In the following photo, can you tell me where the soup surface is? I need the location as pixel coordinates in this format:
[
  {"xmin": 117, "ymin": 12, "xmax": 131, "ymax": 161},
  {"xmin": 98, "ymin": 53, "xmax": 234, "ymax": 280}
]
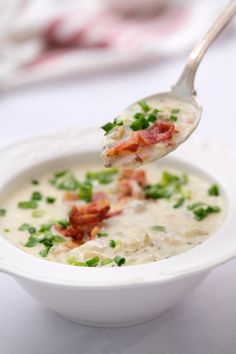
[
  {"xmin": 0, "ymin": 162, "xmax": 224, "ymax": 267},
  {"xmin": 102, "ymin": 98, "xmax": 198, "ymax": 168}
]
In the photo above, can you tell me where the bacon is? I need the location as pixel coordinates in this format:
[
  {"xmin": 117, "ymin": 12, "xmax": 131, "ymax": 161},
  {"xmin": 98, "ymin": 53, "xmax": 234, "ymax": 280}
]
[
  {"xmin": 119, "ymin": 169, "xmax": 147, "ymax": 187},
  {"xmin": 105, "ymin": 210, "xmax": 123, "ymax": 218},
  {"xmin": 138, "ymin": 121, "xmax": 175, "ymax": 145},
  {"xmin": 117, "ymin": 169, "xmax": 147, "ymax": 199},
  {"xmin": 56, "ymin": 192, "xmax": 110, "ymax": 244},
  {"xmin": 106, "ymin": 121, "xmax": 175, "ymax": 158}
]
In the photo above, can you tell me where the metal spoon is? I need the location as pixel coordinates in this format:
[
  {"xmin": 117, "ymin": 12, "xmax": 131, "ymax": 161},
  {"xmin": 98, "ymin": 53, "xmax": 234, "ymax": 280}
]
[{"xmin": 102, "ymin": 0, "xmax": 236, "ymax": 168}]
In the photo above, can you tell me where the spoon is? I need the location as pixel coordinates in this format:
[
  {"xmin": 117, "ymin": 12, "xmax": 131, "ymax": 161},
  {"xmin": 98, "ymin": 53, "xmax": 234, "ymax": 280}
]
[{"xmin": 102, "ymin": 0, "xmax": 236, "ymax": 168}]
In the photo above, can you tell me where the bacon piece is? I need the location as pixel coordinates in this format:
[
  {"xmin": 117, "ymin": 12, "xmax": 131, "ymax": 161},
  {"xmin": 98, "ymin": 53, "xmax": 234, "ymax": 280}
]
[
  {"xmin": 117, "ymin": 169, "xmax": 147, "ymax": 199},
  {"xmin": 119, "ymin": 169, "xmax": 147, "ymax": 187},
  {"xmin": 56, "ymin": 192, "xmax": 110, "ymax": 244},
  {"xmin": 106, "ymin": 121, "xmax": 175, "ymax": 158},
  {"xmin": 105, "ymin": 210, "xmax": 123, "ymax": 219},
  {"xmin": 90, "ymin": 226, "xmax": 100, "ymax": 239},
  {"xmin": 138, "ymin": 121, "xmax": 175, "ymax": 145}
]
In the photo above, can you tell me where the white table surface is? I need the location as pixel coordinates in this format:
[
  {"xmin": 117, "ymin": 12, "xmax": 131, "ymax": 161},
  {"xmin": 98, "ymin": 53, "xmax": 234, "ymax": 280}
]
[{"xmin": 1, "ymin": 28, "xmax": 236, "ymax": 354}]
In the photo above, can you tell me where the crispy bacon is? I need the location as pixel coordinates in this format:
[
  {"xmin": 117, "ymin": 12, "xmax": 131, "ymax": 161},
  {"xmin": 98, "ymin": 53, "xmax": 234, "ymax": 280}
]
[
  {"xmin": 119, "ymin": 169, "xmax": 147, "ymax": 187},
  {"xmin": 118, "ymin": 169, "xmax": 147, "ymax": 199},
  {"xmin": 56, "ymin": 192, "xmax": 110, "ymax": 244},
  {"xmin": 106, "ymin": 121, "xmax": 175, "ymax": 158}
]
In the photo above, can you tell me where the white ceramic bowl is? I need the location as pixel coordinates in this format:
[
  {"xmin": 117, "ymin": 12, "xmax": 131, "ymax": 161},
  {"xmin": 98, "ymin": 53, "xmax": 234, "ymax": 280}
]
[{"xmin": 0, "ymin": 128, "xmax": 236, "ymax": 328}]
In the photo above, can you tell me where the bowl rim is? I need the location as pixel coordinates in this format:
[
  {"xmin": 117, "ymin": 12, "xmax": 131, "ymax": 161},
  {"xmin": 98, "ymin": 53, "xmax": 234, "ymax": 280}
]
[{"xmin": 0, "ymin": 128, "xmax": 236, "ymax": 288}]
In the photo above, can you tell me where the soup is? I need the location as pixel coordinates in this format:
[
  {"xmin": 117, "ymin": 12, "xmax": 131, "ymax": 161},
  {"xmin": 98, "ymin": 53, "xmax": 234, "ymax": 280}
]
[{"xmin": 0, "ymin": 162, "xmax": 224, "ymax": 267}]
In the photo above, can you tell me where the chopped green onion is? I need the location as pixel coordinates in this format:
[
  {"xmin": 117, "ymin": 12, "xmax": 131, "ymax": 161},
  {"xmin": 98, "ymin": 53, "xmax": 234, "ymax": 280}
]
[
  {"xmin": 169, "ymin": 114, "xmax": 178, "ymax": 122},
  {"xmin": 18, "ymin": 201, "xmax": 38, "ymax": 209},
  {"xmin": 0, "ymin": 208, "xmax": 6, "ymax": 217},
  {"xmin": 147, "ymin": 109, "xmax": 159, "ymax": 123},
  {"xmin": 114, "ymin": 255, "xmax": 126, "ymax": 267},
  {"xmin": 188, "ymin": 202, "xmax": 221, "ymax": 221},
  {"xmin": 144, "ymin": 184, "xmax": 172, "ymax": 199},
  {"xmin": 208, "ymin": 184, "xmax": 220, "ymax": 196},
  {"xmin": 39, "ymin": 246, "xmax": 52, "ymax": 257},
  {"xmin": 31, "ymin": 179, "xmax": 39, "ymax": 185},
  {"xmin": 173, "ymin": 197, "xmax": 185, "ymax": 208},
  {"xmin": 38, "ymin": 233, "xmax": 64, "ymax": 257},
  {"xmin": 134, "ymin": 112, "xmax": 145, "ymax": 120},
  {"xmin": 86, "ymin": 168, "xmax": 118, "ymax": 185},
  {"xmin": 4, "ymin": 228, "xmax": 10, "ymax": 233},
  {"xmin": 151, "ymin": 225, "xmax": 166, "ymax": 232},
  {"xmin": 19, "ymin": 223, "xmax": 36, "ymax": 234},
  {"xmin": 101, "ymin": 118, "xmax": 123, "ymax": 135},
  {"xmin": 101, "ymin": 258, "xmax": 113, "ymax": 266},
  {"xmin": 138, "ymin": 100, "xmax": 151, "ymax": 112},
  {"xmin": 171, "ymin": 108, "xmax": 180, "ymax": 114},
  {"xmin": 31, "ymin": 191, "xmax": 43, "ymax": 201},
  {"xmin": 50, "ymin": 170, "xmax": 79, "ymax": 191},
  {"xmin": 32, "ymin": 210, "xmax": 44, "ymax": 218},
  {"xmin": 38, "ymin": 222, "xmax": 54, "ymax": 233},
  {"xmin": 57, "ymin": 219, "xmax": 69, "ymax": 229},
  {"xmin": 25, "ymin": 236, "xmax": 39, "ymax": 247},
  {"xmin": 46, "ymin": 196, "xmax": 56, "ymax": 204},
  {"xmin": 86, "ymin": 256, "xmax": 100, "ymax": 267},
  {"xmin": 130, "ymin": 116, "xmax": 149, "ymax": 131},
  {"xmin": 97, "ymin": 231, "xmax": 108, "ymax": 238},
  {"xmin": 78, "ymin": 182, "xmax": 92, "ymax": 202},
  {"xmin": 109, "ymin": 239, "xmax": 117, "ymax": 248},
  {"xmin": 101, "ymin": 122, "xmax": 115, "ymax": 135},
  {"xmin": 67, "ymin": 257, "xmax": 87, "ymax": 266}
]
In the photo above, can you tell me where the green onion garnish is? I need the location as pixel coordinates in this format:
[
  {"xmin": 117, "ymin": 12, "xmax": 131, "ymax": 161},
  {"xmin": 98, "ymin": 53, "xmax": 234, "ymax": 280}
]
[
  {"xmin": 101, "ymin": 258, "xmax": 113, "ymax": 266},
  {"xmin": 151, "ymin": 225, "xmax": 166, "ymax": 232},
  {"xmin": 31, "ymin": 191, "xmax": 43, "ymax": 201},
  {"xmin": 18, "ymin": 201, "xmax": 38, "ymax": 209},
  {"xmin": 169, "ymin": 114, "xmax": 178, "ymax": 122},
  {"xmin": 173, "ymin": 197, "xmax": 185, "ymax": 208},
  {"xmin": 25, "ymin": 236, "xmax": 39, "ymax": 248},
  {"xmin": 0, "ymin": 208, "xmax": 6, "ymax": 217},
  {"xmin": 46, "ymin": 196, "xmax": 56, "ymax": 204},
  {"xmin": 19, "ymin": 223, "xmax": 36, "ymax": 234},
  {"xmin": 109, "ymin": 240, "xmax": 117, "ymax": 248},
  {"xmin": 86, "ymin": 168, "xmax": 118, "ymax": 185},
  {"xmin": 31, "ymin": 179, "xmax": 39, "ymax": 185},
  {"xmin": 171, "ymin": 108, "xmax": 180, "ymax": 114},
  {"xmin": 208, "ymin": 184, "xmax": 220, "ymax": 196},
  {"xmin": 101, "ymin": 118, "xmax": 123, "ymax": 135},
  {"xmin": 67, "ymin": 257, "xmax": 87, "ymax": 267},
  {"xmin": 138, "ymin": 100, "xmax": 151, "ymax": 112},
  {"xmin": 49, "ymin": 170, "xmax": 79, "ymax": 191},
  {"xmin": 78, "ymin": 182, "xmax": 92, "ymax": 202},
  {"xmin": 97, "ymin": 231, "xmax": 108, "ymax": 238},
  {"xmin": 188, "ymin": 202, "xmax": 221, "ymax": 221},
  {"xmin": 114, "ymin": 255, "xmax": 126, "ymax": 267},
  {"xmin": 57, "ymin": 219, "xmax": 69, "ymax": 229},
  {"xmin": 86, "ymin": 256, "xmax": 100, "ymax": 267},
  {"xmin": 32, "ymin": 210, "xmax": 44, "ymax": 218}
]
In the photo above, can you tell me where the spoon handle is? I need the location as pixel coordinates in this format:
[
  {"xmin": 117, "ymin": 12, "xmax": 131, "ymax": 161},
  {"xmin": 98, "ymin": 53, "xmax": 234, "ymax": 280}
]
[{"xmin": 172, "ymin": 0, "xmax": 236, "ymax": 96}]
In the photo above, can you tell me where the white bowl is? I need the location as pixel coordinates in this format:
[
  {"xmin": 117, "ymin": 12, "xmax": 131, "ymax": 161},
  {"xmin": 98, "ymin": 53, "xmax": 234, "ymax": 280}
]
[{"xmin": 0, "ymin": 128, "xmax": 236, "ymax": 327}]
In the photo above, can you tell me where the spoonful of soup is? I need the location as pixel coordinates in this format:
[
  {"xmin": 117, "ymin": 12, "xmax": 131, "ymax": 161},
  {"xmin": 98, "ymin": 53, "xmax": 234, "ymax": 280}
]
[{"xmin": 101, "ymin": 0, "xmax": 236, "ymax": 168}]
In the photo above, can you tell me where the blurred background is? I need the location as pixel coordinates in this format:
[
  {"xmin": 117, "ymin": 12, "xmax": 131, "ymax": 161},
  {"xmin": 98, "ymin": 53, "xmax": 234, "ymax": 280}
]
[{"xmin": 0, "ymin": 0, "xmax": 235, "ymax": 147}]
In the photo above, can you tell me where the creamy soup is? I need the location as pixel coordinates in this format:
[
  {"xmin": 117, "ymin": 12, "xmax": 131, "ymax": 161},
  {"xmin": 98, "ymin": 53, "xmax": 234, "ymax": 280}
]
[
  {"xmin": 102, "ymin": 98, "xmax": 198, "ymax": 168},
  {"xmin": 0, "ymin": 163, "xmax": 224, "ymax": 267}
]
